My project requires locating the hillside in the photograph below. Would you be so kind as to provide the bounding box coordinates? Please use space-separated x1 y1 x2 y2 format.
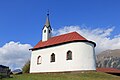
97 49 120 69
3 72 120 80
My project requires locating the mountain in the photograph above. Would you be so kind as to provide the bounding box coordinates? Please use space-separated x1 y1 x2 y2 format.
96 49 120 69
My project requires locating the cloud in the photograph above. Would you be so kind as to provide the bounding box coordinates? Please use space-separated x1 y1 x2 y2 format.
52 26 120 54
0 41 32 70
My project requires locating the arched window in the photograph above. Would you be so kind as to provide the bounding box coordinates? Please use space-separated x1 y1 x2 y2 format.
49 30 51 33
37 56 42 64
51 53 55 62
44 30 46 33
66 50 72 60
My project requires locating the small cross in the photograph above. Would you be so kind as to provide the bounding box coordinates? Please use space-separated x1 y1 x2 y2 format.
47 9 49 16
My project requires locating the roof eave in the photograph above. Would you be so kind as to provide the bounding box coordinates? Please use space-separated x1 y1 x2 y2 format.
29 40 96 51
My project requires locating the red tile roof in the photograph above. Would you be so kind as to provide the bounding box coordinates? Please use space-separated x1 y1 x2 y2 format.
30 32 96 50
97 68 120 73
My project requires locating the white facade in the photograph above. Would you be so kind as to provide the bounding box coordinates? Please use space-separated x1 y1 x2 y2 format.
42 26 51 41
30 42 96 73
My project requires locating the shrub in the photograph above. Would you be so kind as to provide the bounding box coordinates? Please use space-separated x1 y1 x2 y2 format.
22 60 30 73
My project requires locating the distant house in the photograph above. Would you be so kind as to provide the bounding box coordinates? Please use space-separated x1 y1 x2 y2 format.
30 14 96 73
12 69 22 74
0 65 11 78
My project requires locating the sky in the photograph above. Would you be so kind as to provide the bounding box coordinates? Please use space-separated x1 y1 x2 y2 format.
0 0 120 70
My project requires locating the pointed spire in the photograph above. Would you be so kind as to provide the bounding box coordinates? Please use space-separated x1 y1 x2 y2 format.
45 11 51 28
42 11 52 41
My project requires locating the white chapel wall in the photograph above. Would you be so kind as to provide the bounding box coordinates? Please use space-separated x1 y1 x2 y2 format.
30 42 96 73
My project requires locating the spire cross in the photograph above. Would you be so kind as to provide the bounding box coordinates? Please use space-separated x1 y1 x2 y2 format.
47 10 49 16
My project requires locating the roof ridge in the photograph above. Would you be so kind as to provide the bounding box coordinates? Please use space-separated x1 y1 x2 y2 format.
52 31 77 37
30 31 96 50
50 31 85 39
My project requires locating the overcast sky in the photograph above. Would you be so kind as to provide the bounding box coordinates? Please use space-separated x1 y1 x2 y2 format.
0 0 120 70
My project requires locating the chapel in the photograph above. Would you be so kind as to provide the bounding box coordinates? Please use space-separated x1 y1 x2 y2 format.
30 14 96 73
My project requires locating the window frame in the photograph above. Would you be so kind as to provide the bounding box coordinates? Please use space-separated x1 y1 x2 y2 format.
66 50 72 60
37 56 42 64
50 53 55 62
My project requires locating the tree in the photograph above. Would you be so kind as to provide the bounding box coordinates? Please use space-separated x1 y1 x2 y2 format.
22 60 30 73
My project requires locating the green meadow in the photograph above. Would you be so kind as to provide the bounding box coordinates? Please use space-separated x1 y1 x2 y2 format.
3 72 120 80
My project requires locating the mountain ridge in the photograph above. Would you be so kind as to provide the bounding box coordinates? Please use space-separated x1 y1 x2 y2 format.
96 49 120 69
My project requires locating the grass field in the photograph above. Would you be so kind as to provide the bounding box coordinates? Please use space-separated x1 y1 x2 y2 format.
3 72 120 80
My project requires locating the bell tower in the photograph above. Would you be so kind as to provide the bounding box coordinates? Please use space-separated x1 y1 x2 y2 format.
42 13 52 41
